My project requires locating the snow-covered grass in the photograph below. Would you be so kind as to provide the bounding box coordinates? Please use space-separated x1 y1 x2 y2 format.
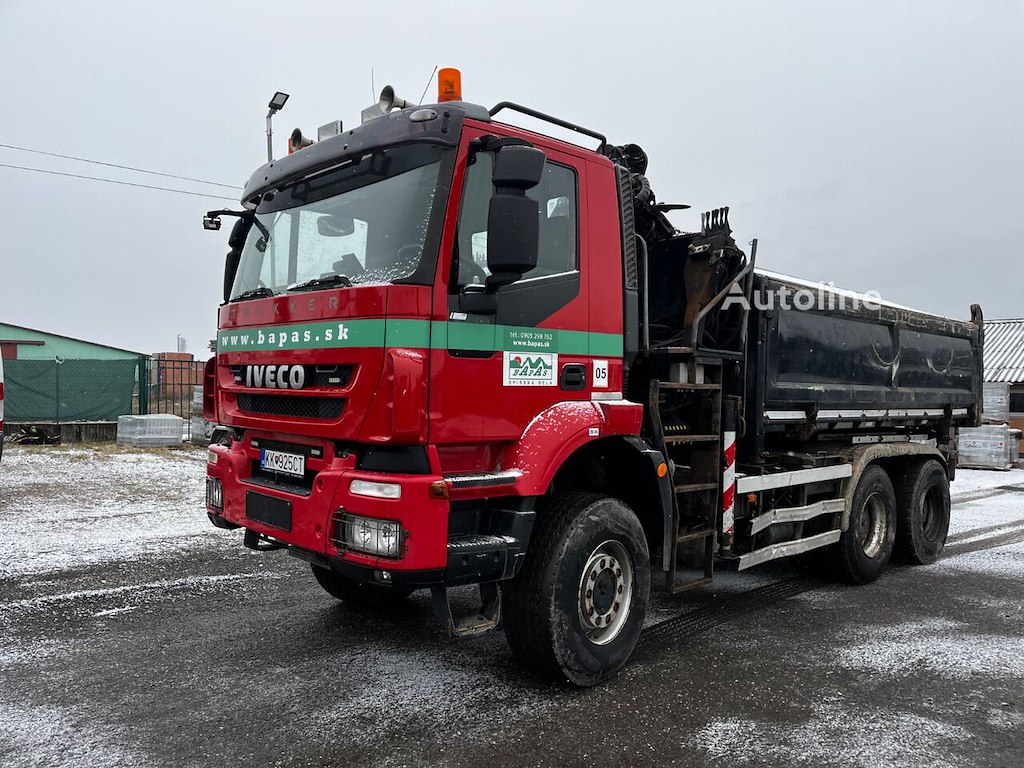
0 445 215 579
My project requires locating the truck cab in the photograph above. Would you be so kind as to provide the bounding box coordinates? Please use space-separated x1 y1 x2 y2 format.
206 94 641 614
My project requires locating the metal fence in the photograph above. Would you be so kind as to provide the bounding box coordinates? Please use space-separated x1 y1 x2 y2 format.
139 356 207 440
140 357 203 416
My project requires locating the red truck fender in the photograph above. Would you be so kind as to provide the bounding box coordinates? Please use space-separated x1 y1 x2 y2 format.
507 399 644 495
504 398 674 570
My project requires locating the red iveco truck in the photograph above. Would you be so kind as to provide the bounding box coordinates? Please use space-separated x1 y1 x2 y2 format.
203 71 983 685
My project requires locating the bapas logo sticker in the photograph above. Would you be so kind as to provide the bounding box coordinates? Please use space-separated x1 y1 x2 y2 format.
503 351 557 387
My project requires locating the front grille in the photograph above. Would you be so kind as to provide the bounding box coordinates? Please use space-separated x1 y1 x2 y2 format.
229 365 354 388
236 393 344 419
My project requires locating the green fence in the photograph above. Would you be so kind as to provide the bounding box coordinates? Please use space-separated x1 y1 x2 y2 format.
3 358 142 422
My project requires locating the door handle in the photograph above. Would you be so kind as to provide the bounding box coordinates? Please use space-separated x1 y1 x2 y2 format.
560 363 587 391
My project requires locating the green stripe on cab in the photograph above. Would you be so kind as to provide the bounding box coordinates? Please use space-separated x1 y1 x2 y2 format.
217 318 623 356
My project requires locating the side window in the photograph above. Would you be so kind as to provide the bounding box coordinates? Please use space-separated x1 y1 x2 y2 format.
456 153 578 287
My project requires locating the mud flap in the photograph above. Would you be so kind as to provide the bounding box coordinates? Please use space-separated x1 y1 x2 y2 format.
431 582 501 638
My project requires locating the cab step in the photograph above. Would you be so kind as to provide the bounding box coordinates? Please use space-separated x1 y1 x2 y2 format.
431 582 501 638
658 382 721 390
663 434 719 444
673 482 719 493
676 527 715 544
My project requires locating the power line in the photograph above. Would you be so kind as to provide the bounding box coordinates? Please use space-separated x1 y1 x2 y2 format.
0 162 239 201
0 142 241 189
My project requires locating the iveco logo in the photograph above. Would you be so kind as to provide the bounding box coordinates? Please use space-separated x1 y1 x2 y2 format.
244 364 306 389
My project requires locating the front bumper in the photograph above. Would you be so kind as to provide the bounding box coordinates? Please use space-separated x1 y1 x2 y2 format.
206 434 450 573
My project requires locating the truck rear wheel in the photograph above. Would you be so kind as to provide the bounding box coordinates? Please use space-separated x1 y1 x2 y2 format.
833 465 897 584
310 564 412 605
895 459 950 565
501 493 650 687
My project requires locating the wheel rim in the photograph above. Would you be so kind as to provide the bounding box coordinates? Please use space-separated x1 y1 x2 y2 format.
577 540 634 645
856 492 888 559
921 485 944 541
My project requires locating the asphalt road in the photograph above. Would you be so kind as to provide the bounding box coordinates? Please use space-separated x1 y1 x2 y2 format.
1 448 1022 768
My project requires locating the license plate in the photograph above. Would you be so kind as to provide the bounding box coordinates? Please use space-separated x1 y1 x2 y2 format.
261 449 305 478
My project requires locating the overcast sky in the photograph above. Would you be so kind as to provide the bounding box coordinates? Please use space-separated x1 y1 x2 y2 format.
1 1 1021 359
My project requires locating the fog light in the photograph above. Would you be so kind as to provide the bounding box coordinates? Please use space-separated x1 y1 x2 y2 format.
350 479 402 500
206 477 223 509
336 513 403 558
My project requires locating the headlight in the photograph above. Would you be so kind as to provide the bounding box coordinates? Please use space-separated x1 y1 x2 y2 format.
350 479 402 500
207 449 218 465
206 477 223 509
336 513 403 558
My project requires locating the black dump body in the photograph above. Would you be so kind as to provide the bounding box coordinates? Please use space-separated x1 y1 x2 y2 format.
742 271 983 455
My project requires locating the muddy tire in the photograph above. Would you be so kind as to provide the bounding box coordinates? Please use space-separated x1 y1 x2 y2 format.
501 493 650 687
894 459 950 565
310 564 412 605
833 465 897 584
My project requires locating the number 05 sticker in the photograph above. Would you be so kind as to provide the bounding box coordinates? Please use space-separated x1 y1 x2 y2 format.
592 359 609 388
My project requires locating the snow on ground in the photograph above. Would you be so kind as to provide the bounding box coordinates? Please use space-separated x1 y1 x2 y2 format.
694 696 971 768
0 445 1019 585
947 467 1024 540
0 445 215 579
949 465 1023 496
0 573 272 613
0 448 1021 767
0 702 142 768
834 610 1024 681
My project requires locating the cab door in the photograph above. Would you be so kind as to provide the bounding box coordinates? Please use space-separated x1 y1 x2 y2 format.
428 127 594 460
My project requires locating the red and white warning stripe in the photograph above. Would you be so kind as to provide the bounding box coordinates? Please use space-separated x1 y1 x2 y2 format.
722 429 736 535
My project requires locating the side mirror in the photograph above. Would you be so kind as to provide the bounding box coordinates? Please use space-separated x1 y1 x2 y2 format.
222 217 252 302
227 217 251 250
485 145 545 290
223 250 241 303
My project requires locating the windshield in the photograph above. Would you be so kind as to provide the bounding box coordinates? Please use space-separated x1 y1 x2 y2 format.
230 144 448 300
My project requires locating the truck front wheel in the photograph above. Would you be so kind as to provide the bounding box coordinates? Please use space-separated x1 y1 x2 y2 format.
894 459 950 565
310 564 412 606
501 493 650 687
834 465 897 584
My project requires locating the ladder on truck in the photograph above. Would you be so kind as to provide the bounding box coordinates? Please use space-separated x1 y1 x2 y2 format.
648 354 725 594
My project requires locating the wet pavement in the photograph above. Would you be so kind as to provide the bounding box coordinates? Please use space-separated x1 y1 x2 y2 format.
1 446 1022 767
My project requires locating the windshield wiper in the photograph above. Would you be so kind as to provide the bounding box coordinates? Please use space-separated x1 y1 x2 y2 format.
286 274 353 293
231 286 275 302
